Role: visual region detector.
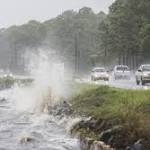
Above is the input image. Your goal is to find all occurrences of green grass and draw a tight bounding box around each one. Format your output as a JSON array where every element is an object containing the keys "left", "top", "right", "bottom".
[
  {"left": 71, "top": 83, "right": 150, "bottom": 118},
  {"left": 0, "top": 76, "right": 33, "bottom": 88},
  {"left": 70, "top": 83, "right": 150, "bottom": 149},
  {"left": 71, "top": 82, "right": 100, "bottom": 97}
]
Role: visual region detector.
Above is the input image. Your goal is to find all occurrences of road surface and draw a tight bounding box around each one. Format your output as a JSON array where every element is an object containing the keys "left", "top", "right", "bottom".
[{"left": 80, "top": 77, "right": 150, "bottom": 90}]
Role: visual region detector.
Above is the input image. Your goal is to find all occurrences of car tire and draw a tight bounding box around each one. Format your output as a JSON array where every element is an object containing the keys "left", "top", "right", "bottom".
[
  {"left": 141, "top": 80, "right": 145, "bottom": 86},
  {"left": 105, "top": 78, "right": 109, "bottom": 81},
  {"left": 136, "top": 80, "right": 140, "bottom": 85}
]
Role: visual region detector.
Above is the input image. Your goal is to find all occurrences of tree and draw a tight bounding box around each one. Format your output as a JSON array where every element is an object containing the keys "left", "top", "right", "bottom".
[{"left": 98, "top": 0, "right": 150, "bottom": 69}]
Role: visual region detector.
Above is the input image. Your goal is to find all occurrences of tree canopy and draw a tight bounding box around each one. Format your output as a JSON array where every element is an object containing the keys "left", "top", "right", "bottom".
[{"left": 0, "top": 1, "right": 149, "bottom": 73}]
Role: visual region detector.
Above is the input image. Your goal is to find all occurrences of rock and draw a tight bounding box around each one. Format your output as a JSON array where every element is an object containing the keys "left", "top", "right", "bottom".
[
  {"left": 86, "top": 138, "right": 94, "bottom": 150},
  {"left": 98, "top": 126, "right": 122, "bottom": 143},
  {"left": 79, "top": 120, "right": 87, "bottom": 128},
  {"left": 88, "top": 118, "right": 97, "bottom": 130},
  {"left": 19, "top": 132, "right": 34, "bottom": 144},
  {"left": 49, "top": 101, "right": 73, "bottom": 116},
  {"left": 20, "top": 136, "right": 34, "bottom": 144},
  {"left": 126, "top": 147, "right": 131, "bottom": 150},
  {"left": 79, "top": 135, "right": 114, "bottom": 150},
  {"left": 95, "top": 120, "right": 106, "bottom": 131},
  {"left": 132, "top": 144, "right": 142, "bottom": 150},
  {"left": 80, "top": 136, "right": 87, "bottom": 150},
  {"left": 93, "top": 141, "right": 105, "bottom": 150},
  {"left": 80, "top": 137, "right": 94, "bottom": 150},
  {"left": 126, "top": 139, "right": 143, "bottom": 150},
  {"left": 61, "top": 100, "right": 73, "bottom": 115}
]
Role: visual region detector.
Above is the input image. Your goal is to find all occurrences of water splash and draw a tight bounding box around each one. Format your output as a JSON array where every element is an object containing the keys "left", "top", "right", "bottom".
[
  {"left": 12, "top": 50, "right": 65, "bottom": 113},
  {"left": 65, "top": 117, "right": 82, "bottom": 133}
]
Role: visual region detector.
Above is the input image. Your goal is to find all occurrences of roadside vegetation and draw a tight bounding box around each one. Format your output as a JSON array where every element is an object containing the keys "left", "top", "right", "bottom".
[
  {"left": 70, "top": 83, "right": 150, "bottom": 149},
  {"left": 0, "top": 76, "right": 33, "bottom": 89}
]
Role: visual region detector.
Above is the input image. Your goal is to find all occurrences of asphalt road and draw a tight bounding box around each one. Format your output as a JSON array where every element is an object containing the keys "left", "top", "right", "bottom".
[
  {"left": 10, "top": 74, "right": 150, "bottom": 90},
  {"left": 80, "top": 76, "right": 150, "bottom": 90}
]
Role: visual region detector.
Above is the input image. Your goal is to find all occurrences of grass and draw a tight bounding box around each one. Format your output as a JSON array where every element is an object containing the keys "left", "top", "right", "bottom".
[
  {"left": 71, "top": 83, "right": 150, "bottom": 118},
  {"left": 0, "top": 76, "right": 33, "bottom": 88},
  {"left": 70, "top": 83, "right": 150, "bottom": 149}
]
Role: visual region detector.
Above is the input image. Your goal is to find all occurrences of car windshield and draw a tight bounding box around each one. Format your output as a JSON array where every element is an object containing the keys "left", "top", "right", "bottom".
[
  {"left": 142, "top": 66, "right": 150, "bottom": 71},
  {"left": 93, "top": 68, "right": 105, "bottom": 72},
  {"left": 116, "top": 66, "right": 129, "bottom": 71}
]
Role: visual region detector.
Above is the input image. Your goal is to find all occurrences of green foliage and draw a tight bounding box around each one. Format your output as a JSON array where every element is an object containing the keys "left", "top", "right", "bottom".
[
  {"left": 71, "top": 84, "right": 150, "bottom": 119},
  {"left": 71, "top": 84, "right": 150, "bottom": 149},
  {"left": 0, "top": 7, "right": 106, "bottom": 73},
  {"left": 140, "top": 23, "right": 150, "bottom": 57},
  {"left": 0, "top": 76, "right": 33, "bottom": 88},
  {"left": 98, "top": 0, "right": 150, "bottom": 68},
  {"left": 0, "top": 76, "right": 15, "bottom": 88}
]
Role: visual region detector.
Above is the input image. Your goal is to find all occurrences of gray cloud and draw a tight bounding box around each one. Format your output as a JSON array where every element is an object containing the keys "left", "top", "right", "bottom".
[{"left": 0, "top": 0, "right": 114, "bottom": 28}]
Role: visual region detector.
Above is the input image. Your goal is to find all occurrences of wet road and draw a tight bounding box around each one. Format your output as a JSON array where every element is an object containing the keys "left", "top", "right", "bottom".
[{"left": 80, "top": 77, "right": 150, "bottom": 90}]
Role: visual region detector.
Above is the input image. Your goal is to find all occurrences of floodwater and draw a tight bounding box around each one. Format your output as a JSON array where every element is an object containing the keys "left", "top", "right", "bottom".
[{"left": 0, "top": 89, "right": 80, "bottom": 150}]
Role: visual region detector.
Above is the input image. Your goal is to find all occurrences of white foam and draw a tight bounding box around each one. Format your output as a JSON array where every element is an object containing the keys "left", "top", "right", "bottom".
[{"left": 12, "top": 50, "right": 66, "bottom": 113}]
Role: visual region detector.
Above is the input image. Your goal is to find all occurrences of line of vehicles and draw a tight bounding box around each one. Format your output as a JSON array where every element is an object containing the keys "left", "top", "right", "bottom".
[{"left": 91, "top": 64, "right": 150, "bottom": 86}]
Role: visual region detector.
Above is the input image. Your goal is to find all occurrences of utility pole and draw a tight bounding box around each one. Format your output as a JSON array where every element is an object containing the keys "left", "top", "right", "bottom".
[
  {"left": 10, "top": 42, "right": 18, "bottom": 73},
  {"left": 75, "top": 36, "right": 77, "bottom": 77},
  {"left": 104, "top": 48, "right": 107, "bottom": 67},
  {"left": 74, "top": 35, "right": 79, "bottom": 78}
]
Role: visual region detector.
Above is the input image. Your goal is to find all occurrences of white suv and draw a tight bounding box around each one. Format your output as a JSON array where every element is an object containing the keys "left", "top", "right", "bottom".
[
  {"left": 113, "top": 65, "right": 131, "bottom": 80},
  {"left": 91, "top": 67, "right": 109, "bottom": 81},
  {"left": 135, "top": 64, "right": 150, "bottom": 85}
]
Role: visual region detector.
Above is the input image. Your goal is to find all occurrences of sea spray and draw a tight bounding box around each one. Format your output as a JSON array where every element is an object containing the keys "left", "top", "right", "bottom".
[
  {"left": 12, "top": 50, "right": 66, "bottom": 113},
  {"left": 65, "top": 117, "right": 82, "bottom": 133}
]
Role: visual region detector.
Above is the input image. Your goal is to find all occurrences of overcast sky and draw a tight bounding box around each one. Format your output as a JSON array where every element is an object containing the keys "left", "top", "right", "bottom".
[{"left": 0, "top": 0, "right": 114, "bottom": 28}]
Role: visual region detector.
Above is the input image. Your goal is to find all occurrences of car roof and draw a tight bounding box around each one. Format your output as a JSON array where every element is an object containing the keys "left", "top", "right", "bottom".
[
  {"left": 92, "top": 67, "right": 105, "bottom": 71},
  {"left": 141, "top": 64, "right": 150, "bottom": 67},
  {"left": 115, "top": 65, "right": 128, "bottom": 67},
  {"left": 114, "top": 65, "right": 129, "bottom": 68}
]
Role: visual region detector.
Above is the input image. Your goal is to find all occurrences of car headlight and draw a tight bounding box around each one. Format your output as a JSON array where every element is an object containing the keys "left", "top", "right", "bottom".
[
  {"left": 94, "top": 74, "right": 99, "bottom": 77},
  {"left": 143, "top": 73, "right": 148, "bottom": 76},
  {"left": 105, "top": 74, "right": 109, "bottom": 77}
]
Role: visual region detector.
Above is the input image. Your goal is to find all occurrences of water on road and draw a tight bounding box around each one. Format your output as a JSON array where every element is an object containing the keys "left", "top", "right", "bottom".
[{"left": 81, "top": 76, "right": 150, "bottom": 90}]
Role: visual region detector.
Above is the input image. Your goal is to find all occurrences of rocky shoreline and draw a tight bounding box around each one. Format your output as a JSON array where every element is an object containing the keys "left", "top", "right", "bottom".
[
  {"left": 79, "top": 137, "right": 113, "bottom": 150},
  {"left": 70, "top": 117, "right": 143, "bottom": 150},
  {"left": 70, "top": 118, "right": 114, "bottom": 150},
  {"left": 50, "top": 100, "right": 144, "bottom": 150},
  {"left": 49, "top": 102, "right": 115, "bottom": 150}
]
